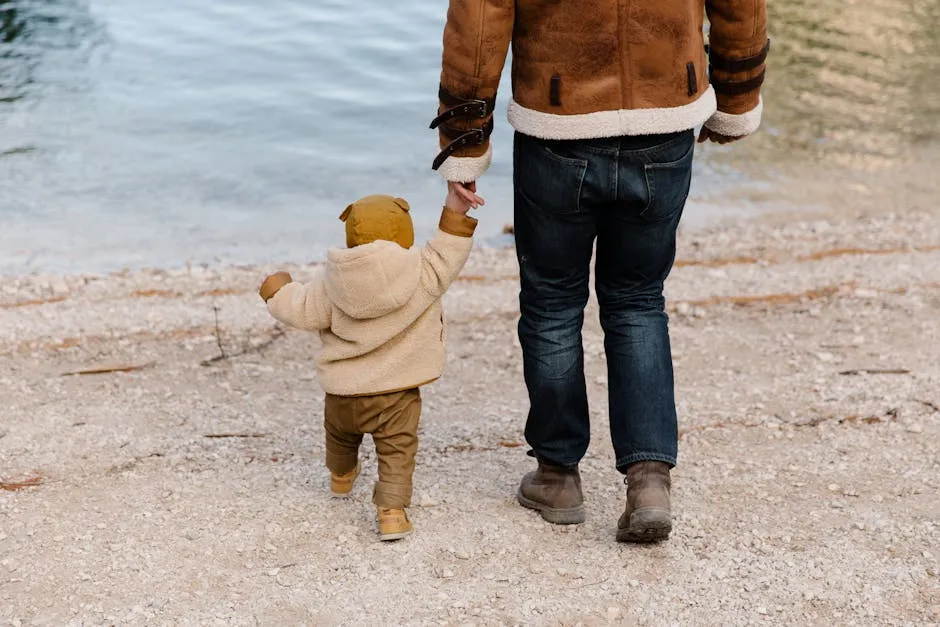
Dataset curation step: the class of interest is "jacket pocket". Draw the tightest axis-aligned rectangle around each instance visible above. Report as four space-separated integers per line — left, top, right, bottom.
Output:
641 134 694 224
514 133 588 216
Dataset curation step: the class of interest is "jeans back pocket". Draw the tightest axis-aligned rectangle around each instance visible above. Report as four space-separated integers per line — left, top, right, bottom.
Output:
514 133 588 216
641 134 695 224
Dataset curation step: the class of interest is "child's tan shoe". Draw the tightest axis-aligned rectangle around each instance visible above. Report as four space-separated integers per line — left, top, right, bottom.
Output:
377 507 413 541
330 462 360 496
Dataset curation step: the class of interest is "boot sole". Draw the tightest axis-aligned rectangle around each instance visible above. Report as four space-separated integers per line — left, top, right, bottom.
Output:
616 508 672 543
378 528 413 542
516 489 585 525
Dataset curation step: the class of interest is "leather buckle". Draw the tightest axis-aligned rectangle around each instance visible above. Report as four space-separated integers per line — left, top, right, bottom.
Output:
429 99 489 129
431 128 487 171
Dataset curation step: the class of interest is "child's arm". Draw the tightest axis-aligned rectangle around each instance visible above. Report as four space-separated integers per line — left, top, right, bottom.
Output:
259 270 332 331
419 185 479 297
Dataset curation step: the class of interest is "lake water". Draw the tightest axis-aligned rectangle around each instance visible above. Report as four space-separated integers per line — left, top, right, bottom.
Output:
1 0 938 275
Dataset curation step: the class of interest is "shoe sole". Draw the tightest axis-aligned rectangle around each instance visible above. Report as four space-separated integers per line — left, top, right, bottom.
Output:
516 489 585 525
379 529 413 542
616 508 672 543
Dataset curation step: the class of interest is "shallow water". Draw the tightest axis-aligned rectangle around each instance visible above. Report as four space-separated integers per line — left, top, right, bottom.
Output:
1 0 938 274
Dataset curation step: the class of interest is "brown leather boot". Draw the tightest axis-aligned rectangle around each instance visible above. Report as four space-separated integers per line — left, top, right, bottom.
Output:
516 459 585 524
617 461 672 542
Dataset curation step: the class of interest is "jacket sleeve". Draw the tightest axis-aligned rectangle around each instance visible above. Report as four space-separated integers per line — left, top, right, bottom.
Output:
704 0 769 138
266 269 332 332
420 208 479 298
431 0 514 183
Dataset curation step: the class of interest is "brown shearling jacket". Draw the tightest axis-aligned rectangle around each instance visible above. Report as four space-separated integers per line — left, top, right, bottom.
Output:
431 0 768 182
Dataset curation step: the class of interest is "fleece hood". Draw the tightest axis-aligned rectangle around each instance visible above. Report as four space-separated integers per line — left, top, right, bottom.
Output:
323 240 422 320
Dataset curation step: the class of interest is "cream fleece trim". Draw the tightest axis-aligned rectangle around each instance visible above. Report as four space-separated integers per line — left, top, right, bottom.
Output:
703 97 763 138
436 144 493 183
507 87 718 140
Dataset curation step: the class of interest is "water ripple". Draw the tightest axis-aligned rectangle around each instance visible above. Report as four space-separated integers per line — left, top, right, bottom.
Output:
1 0 938 273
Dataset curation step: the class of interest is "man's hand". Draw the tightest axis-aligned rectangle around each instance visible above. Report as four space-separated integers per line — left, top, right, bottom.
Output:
446 181 485 215
697 127 743 145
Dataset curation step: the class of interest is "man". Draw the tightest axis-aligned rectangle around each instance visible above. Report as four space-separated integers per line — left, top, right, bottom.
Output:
431 0 767 542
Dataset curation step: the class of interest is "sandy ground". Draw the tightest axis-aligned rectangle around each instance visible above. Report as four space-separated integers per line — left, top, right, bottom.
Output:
2 190 939 625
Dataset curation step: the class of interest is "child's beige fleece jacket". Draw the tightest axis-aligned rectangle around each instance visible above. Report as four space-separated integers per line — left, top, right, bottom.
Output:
266 208 477 397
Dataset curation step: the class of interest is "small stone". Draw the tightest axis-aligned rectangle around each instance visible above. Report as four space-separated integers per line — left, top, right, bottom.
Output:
830 501 846 509
757 607 769 616
455 551 470 560
872 495 884 503
827 483 841 492
442 569 455 579
906 424 924 434
854 522 866 531
675 302 691 316
266 568 279 577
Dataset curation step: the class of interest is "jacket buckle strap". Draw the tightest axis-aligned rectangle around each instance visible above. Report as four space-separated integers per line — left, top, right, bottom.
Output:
710 69 766 96
437 117 494 142
430 85 495 129
431 118 494 171
429 100 489 129
709 40 771 74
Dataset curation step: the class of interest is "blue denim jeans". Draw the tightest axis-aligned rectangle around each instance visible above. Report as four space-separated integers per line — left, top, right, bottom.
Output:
513 129 694 472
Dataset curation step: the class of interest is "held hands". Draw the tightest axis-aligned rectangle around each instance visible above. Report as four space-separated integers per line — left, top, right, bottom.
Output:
446 181 485 215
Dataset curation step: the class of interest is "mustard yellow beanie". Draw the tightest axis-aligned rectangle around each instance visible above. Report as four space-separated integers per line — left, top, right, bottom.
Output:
338 195 415 249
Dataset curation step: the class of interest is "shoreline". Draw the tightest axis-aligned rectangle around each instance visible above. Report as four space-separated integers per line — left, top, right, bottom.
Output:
2 198 939 624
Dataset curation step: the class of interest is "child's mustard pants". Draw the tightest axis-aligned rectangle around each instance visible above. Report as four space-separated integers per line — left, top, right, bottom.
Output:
324 388 421 509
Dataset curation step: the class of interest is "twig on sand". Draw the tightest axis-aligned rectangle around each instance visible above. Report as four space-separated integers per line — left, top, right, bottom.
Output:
212 304 227 361
0 476 43 491
61 362 155 377
839 368 910 376
203 433 270 439
200 326 285 367
915 398 939 413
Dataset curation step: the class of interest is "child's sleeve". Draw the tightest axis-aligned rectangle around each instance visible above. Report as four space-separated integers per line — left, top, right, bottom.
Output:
261 270 332 331
419 207 478 298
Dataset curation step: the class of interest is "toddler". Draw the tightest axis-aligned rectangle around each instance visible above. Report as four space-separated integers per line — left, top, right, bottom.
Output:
259 189 477 540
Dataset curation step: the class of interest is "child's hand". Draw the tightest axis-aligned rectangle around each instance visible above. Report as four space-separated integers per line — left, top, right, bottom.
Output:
259 271 292 302
446 181 485 214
